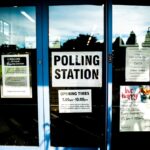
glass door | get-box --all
[0,5,44,150]
[0,1,109,150]
[48,3,106,149]
[112,4,150,150]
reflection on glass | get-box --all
[0,7,38,146]
[49,5,104,48]
[112,5,150,148]
[49,5,105,147]
[3,21,9,36]
[113,6,150,48]
[0,7,36,48]
[0,20,3,33]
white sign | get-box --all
[126,47,150,82]
[52,51,102,87]
[58,89,92,113]
[1,54,32,98]
[120,85,150,131]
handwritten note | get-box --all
[126,47,150,82]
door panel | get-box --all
[0,6,39,146]
[49,4,106,148]
[112,5,150,150]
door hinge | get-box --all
[108,53,113,63]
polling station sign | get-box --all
[52,51,102,87]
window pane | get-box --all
[49,5,105,147]
[49,5,104,48]
[0,6,38,145]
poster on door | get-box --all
[120,85,150,131]
[1,54,32,98]
[52,51,102,87]
[125,47,150,82]
[58,89,92,113]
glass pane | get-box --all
[112,5,150,149]
[49,5,105,147]
[0,7,38,145]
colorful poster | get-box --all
[1,54,32,98]
[126,47,150,82]
[52,51,102,87]
[58,89,92,113]
[120,85,150,131]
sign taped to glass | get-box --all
[52,51,102,87]
[1,54,32,98]
[126,47,150,82]
[58,89,92,113]
[120,85,150,131]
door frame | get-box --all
[43,0,112,150]
[0,2,45,150]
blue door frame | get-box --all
[104,0,112,150]
[39,0,113,149]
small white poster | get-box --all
[1,54,32,98]
[120,85,150,131]
[58,89,92,113]
[126,47,150,82]
[52,51,102,87]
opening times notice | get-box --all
[58,89,92,113]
